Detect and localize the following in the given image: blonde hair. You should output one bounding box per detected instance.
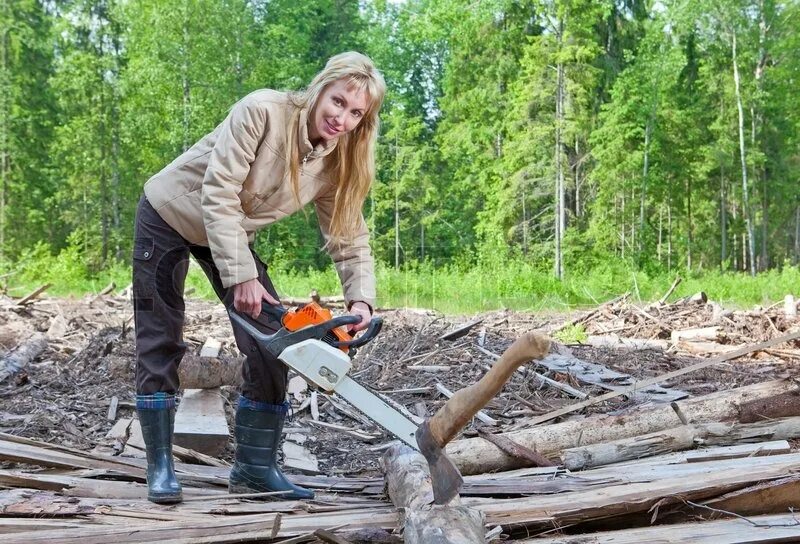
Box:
[285,52,386,244]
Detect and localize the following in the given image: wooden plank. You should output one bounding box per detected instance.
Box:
[0,513,280,543]
[199,338,222,358]
[173,388,229,456]
[605,440,793,469]
[282,441,320,475]
[527,513,800,543]
[125,419,230,467]
[524,330,800,427]
[473,453,800,531]
[685,440,791,463]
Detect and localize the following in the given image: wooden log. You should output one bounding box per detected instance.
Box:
[0,333,48,383]
[173,388,230,456]
[584,335,668,350]
[657,276,681,305]
[526,513,800,543]
[739,389,800,423]
[446,378,798,475]
[381,444,485,543]
[471,453,800,532]
[671,326,719,343]
[177,352,242,389]
[562,417,800,471]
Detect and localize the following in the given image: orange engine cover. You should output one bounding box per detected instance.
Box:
[281,302,350,352]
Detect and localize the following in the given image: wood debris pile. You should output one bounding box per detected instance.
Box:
[0,284,798,542]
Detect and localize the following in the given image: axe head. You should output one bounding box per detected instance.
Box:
[416,420,463,504]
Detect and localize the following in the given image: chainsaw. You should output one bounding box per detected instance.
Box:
[228,301,420,450]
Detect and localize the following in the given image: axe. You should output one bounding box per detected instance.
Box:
[415,331,551,504]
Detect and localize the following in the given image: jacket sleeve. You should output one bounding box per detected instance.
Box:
[315,187,377,309]
[201,94,268,288]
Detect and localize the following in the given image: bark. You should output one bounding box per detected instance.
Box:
[381,444,484,544]
[446,379,799,475]
[177,353,243,389]
[0,334,48,383]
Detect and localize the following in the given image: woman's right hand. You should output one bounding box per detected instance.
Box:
[233,278,280,319]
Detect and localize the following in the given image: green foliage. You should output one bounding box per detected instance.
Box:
[553,323,588,344]
[1,0,799,309]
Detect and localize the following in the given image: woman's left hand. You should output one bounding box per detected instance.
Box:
[348,301,371,333]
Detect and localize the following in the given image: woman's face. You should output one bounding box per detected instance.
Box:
[308,79,369,144]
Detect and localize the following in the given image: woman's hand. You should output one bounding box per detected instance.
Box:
[233,278,280,319]
[348,301,372,333]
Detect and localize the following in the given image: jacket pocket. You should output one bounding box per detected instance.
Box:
[133,237,154,261]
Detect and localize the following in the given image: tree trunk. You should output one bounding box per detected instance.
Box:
[720,166,727,268]
[732,30,756,276]
[686,177,692,270]
[394,131,400,269]
[445,379,798,475]
[794,202,799,265]
[756,0,769,271]
[667,182,673,270]
[0,2,8,262]
[574,135,581,218]
[639,118,651,254]
[554,18,565,281]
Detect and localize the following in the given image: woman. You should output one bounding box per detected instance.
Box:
[132,52,385,504]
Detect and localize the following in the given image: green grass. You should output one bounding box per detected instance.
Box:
[3,245,798,314]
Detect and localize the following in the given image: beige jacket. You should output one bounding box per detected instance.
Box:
[143,89,376,308]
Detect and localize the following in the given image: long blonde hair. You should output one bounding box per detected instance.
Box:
[285,52,386,244]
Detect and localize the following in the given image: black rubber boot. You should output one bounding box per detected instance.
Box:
[228,399,314,500]
[136,393,182,504]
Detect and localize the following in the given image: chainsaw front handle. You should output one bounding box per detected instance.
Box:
[228,301,379,358]
[332,316,383,349]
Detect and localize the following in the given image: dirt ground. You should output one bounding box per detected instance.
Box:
[1,291,797,479]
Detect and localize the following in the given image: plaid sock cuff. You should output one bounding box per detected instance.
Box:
[136,392,176,410]
[238,396,289,414]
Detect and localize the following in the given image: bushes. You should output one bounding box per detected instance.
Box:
[2,244,797,313]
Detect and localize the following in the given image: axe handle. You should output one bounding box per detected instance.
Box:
[427,331,551,447]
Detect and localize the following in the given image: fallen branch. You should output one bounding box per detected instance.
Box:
[526,329,800,427]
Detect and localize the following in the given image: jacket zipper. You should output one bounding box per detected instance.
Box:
[301,151,312,173]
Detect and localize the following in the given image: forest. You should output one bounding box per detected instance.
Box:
[1,0,799,307]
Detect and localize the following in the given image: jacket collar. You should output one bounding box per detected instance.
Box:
[298,106,338,159]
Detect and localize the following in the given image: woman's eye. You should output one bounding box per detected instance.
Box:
[333,97,342,106]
